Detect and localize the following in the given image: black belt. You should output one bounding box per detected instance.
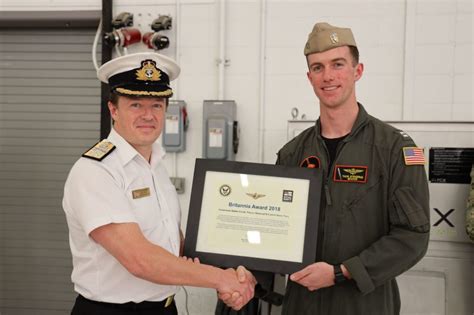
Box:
[77,294,175,310]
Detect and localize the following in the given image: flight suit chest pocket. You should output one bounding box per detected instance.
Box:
[128,186,159,230]
[336,174,386,259]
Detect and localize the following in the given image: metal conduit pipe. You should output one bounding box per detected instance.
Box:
[217,0,227,100]
[258,0,267,162]
[100,0,113,139]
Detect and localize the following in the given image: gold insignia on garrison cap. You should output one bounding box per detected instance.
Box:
[329,32,339,44]
[304,22,357,56]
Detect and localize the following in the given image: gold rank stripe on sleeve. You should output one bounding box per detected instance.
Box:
[402,147,426,165]
[82,140,116,161]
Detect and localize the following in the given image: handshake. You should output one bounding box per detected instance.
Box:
[217,266,257,310]
[182,256,257,310]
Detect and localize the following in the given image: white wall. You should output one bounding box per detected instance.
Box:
[1,0,472,314]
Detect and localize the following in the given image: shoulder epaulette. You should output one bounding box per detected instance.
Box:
[396,129,414,142]
[82,139,116,161]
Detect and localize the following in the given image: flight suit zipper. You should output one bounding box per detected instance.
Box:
[315,141,332,262]
[318,139,347,314]
[324,183,332,206]
[317,138,347,259]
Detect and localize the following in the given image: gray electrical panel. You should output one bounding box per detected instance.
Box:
[163,100,187,152]
[202,100,239,160]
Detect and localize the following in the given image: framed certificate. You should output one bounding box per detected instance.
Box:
[183,159,323,274]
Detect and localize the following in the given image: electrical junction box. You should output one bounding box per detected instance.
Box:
[163,100,186,152]
[202,100,238,160]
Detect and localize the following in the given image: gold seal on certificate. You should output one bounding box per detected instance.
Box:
[184,159,323,274]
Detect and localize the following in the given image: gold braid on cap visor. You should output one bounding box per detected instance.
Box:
[115,87,173,97]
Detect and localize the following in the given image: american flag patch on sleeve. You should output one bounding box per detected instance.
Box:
[403,147,426,165]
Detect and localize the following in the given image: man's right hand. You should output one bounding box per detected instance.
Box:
[217,266,256,310]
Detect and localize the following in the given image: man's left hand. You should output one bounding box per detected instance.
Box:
[289,262,334,291]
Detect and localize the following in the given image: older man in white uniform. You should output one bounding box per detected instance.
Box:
[63,52,255,315]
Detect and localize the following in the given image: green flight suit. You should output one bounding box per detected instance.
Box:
[277,104,430,315]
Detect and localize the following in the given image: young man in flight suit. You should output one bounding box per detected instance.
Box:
[276,22,430,314]
[63,52,255,314]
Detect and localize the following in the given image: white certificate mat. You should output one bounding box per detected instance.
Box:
[197,172,309,262]
[184,159,323,274]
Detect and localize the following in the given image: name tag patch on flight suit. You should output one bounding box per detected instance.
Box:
[300,156,321,168]
[334,165,368,183]
[132,187,151,199]
[82,140,116,161]
[403,147,426,165]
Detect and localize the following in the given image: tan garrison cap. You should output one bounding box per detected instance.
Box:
[304,22,357,56]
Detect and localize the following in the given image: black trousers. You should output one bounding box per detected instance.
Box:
[71,295,178,315]
[215,298,260,315]
[215,271,280,315]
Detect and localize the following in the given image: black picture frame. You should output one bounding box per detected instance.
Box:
[183,159,322,275]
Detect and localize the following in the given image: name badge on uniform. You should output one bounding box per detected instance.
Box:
[333,165,368,183]
[132,187,151,199]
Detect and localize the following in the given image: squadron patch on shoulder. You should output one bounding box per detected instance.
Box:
[403,147,425,165]
[82,140,116,161]
[334,165,368,183]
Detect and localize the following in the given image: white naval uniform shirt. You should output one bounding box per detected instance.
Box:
[62,128,181,303]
